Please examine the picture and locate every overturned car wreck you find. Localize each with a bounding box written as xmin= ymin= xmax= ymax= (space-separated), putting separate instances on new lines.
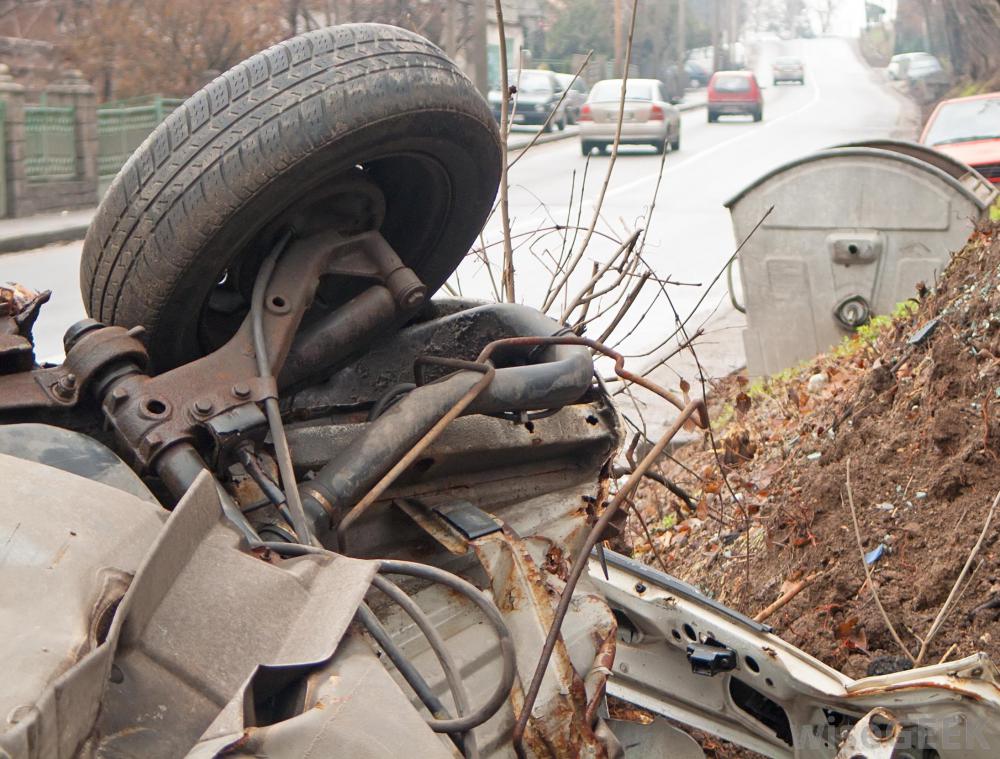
xmin=2 ymin=23 xmax=1000 ymax=759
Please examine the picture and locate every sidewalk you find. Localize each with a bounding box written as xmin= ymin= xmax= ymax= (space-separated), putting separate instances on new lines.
xmin=0 ymin=208 xmax=95 ymax=255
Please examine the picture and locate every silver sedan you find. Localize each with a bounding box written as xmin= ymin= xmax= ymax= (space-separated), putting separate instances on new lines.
xmin=578 ymin=78 xmax=682 ymax=156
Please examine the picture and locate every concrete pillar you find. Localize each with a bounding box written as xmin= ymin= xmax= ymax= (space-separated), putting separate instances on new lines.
xmin=46 ymin=69 xmax=98 ymax=191
xmin=0 ymin=64 xmax=27 ymax=218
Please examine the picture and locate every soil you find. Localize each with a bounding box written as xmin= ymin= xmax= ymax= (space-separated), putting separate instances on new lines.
xmin=627 ymin=223 xmax=1000 ymax=756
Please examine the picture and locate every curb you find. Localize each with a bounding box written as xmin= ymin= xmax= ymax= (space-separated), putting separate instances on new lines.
xmin=0 ymin=223 xmax=91 ymax=255
xmin=507 ymin=100 xmax=707 ymax=152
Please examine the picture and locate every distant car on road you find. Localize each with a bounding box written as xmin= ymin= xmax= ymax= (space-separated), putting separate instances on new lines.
xmin=685 ymin=59 xmax=711 ymax=88
xmin=488 ymin=69 xmax=569 ymax=132
xmin=659 ymin=64 xmax=687 ymax=104
xmin=772 ymin=56 xmax=804 ymax=85
xmin=578 ymin=78 xmax=681 ymax=156
xmin=921 ymin=92 xmax=1000 ymax=184
xmin=554 ymin=73 xmax=589 ymax=125
xmin=707 ymin=70 xmax=764 ymax=122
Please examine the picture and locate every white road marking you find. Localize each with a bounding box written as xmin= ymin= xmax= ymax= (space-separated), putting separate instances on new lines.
xmin=592 ymin=75 xmax=824 ymax=202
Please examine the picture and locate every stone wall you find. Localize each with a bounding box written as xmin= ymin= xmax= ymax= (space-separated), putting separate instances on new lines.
xmin=0 ymin=66 xmax=98 ymax=218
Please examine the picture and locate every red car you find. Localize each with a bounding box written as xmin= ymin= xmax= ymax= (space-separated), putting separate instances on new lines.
xmin=921 ymin=92 xmax=1000 ymax=183
xmin=707 ymin=70 xmax=764 ymax=123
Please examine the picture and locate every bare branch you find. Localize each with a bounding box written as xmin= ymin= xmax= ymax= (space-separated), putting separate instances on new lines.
xmin=845 ymin=458 xmax=916 ymax=663
xmin=493 ymin=0 xmax=515 ymax=303
xmin=915 ymin=487 xmax=1000 ymax=665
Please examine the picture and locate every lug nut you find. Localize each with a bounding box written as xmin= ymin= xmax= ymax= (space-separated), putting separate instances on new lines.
xmin=193 ymin=399 xmax=214 ymax=415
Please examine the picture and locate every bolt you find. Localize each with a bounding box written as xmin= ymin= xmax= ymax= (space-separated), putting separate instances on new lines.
xmin=53 ymin=373 xmax=77 ymax=400
xmin=634 ymin=582 xmax=647 ymax=594
xmin=107 ymin=386 xmax=130 ymax=410
xmin=193 ymin=398 xmax=214 ymax=415
xmin=232 ymin=383 xmax=251 ymax=399
xmin=618 ymin=662 xmax=629 ymax=674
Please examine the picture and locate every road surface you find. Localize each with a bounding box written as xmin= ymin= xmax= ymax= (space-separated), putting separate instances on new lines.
xmin=4 ymin=37 xmax=913 ymax=428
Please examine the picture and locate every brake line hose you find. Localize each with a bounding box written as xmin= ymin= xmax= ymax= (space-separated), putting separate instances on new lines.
xmin=249 ymin=230 xmax=316 ymax=546
xmin=259 ymin=542 xmax=516 ymax=738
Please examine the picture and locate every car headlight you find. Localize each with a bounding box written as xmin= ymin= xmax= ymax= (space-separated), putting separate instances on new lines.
xmin=534 ymin=103 xmax=545 ymax=112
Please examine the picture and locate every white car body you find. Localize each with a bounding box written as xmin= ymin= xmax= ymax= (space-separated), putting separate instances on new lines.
xmin=578 ymin=78 xmax=682 ymax=155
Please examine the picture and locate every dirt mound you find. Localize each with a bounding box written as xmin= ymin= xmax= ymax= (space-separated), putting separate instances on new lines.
xmin=633 ymin=224 xmax=1000 ymax=691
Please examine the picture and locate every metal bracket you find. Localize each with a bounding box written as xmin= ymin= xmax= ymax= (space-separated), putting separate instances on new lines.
xmin=834 ymin=708 xmax=902 ymax=759
xmin=686 ymin=642 xmax=738 ymax=677
xmin=86 ymin=229 xmax=426 ymax=473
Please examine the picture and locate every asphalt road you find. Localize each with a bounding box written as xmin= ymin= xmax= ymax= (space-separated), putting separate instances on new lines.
xmin=451 ymin=36 xmax=914 ymax=432
xmin=5 ymin=36 xmax=912 ymax=398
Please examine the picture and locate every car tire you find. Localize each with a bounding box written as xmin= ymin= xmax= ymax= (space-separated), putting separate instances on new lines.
xmin=543 ymin=118 xmax=554 ymax=133
xmin=581 ymin=140 xmax=593 ymax=156
xmin=671 ymin=133 xmax=681 ymax=151
xmin=753 ymin=107 xmax=763 ymax=122
xmin=653 ymin=141 xmax=665 ymax=155
xmin=81 ymin=24 xmax=501 ymax=371
xmin=708 ymin=110 xmax=718 ymax=123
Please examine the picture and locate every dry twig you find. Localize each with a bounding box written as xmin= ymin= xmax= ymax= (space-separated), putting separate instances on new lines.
xmin=508 ymin=51 xmax=594 ymax=169
xmin=914 ymin=487 xmax=1000 ymax=666
xmin=844 ymin=458 xmax=915 ymax=663
xmin=540 ymin=0 xmax=638 ymax=313
xmin=754 ymin=573 xmax=819 ymax=623
xmin=493 ymin=0 xmax=515 ymax=302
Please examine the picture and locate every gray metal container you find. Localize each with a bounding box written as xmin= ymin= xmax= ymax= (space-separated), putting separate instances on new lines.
xmin=727 ymin=141 xmax=996 ymax=376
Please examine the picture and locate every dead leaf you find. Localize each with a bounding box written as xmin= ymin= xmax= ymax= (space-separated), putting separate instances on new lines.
xmin=735 ymin=392 xmax=752 ymax=417
xmin=695 ymin=499 xmax=708 ymax=520
xmin=834 ymin=617 xmax=869 ymax=652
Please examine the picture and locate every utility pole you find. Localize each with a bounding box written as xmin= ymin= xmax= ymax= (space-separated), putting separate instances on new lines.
xmin=470 ymin=0 xmax=488 ymax=95
xmin=614 ymin=0 xmax=623 ymax=76
xmin=445 ymin=0 xmax=457 ymax=57
xmin=729 ymin=0 xmax=739 ymax=66
xmin=711 ymin=0 xmax=722 ymax=71
xmin=676 ymin=0 xmax=685 ymax=74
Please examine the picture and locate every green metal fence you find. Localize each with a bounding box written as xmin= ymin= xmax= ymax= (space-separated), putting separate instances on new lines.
xmin=25 ymin=105 xmax=77 ymax=182
xmin=97 ymin=96 xmax=183 ymax=181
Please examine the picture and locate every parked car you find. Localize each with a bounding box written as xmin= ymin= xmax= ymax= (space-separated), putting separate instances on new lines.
xmin=554 ymin=72 xmax=589 ymax=124
xmin=685 ymin=59 xmax=711 ymax=88
xmin=887 ymin=52 xmax=916 ymax=80
xmin=659 ymin=64 xmax=687 ymax=104
xmin=772 ymin=55 xmax=804 ymax=85
xmin=921 ymin=92 xmax=1000 ymax=184
xmin=488 ymin=68 xmax=569 ymax=131
xmin=888 ymin=52 xmax=947 ymax=85
xmin=578 ymin=78 xmax=681 ymax=156
xmin=905 ymin=53 xmax=948 ymax=84
xmin=707 ymin=70 xmax=764 ymax=122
